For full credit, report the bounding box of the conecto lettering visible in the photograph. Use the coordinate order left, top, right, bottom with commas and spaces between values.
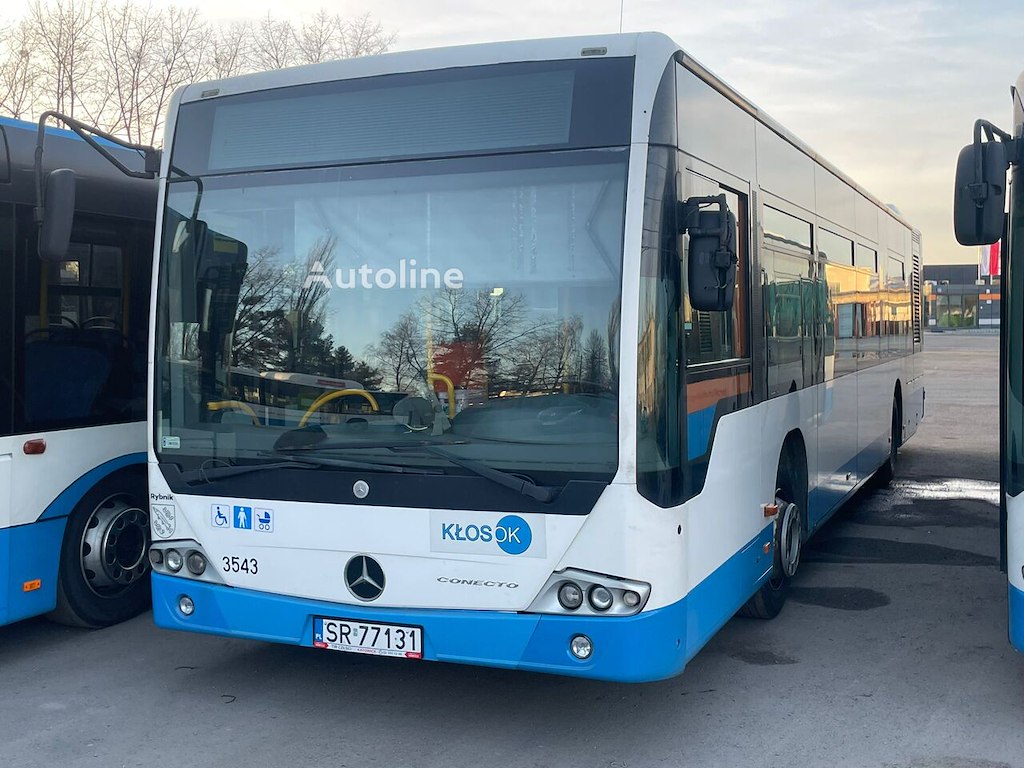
437, 577, 520, 589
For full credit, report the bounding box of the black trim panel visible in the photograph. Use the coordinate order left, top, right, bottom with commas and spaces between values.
159, 463, 608, 516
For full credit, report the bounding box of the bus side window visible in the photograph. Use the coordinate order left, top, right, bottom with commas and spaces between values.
15, 211, 146, 431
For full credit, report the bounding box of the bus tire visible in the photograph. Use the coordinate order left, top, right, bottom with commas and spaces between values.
877, 393, 902, 485
740, 444, 804, 620
49, 469, 151, 628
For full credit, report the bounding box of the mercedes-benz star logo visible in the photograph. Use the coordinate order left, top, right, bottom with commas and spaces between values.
345, 555, 385, 601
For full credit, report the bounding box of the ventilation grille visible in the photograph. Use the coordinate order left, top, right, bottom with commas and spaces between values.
697, 311, 714, 356
911, 232, 923, 344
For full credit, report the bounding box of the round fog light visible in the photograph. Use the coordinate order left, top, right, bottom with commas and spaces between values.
186, 551, 207, 575
178, 595, 195, 616
569, 634, 593, 660
148, 548, 163, 567
622, 590, 641, 608
557, 581, 584, 611
588, 585, 614, 612
165, 549, 183, 573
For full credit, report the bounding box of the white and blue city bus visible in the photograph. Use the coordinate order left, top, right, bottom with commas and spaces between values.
0, 116, 155, 627
147, 33, 924, 681
953, 68, 1024, 653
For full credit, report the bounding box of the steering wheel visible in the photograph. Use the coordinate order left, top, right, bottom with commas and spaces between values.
299, 389, 380, 427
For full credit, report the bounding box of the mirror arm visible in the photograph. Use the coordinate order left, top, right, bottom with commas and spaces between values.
967, 119, 1019, 209
34, 111, 160, 225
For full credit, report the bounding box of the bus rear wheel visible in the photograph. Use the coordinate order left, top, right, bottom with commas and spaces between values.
49, 471, 151, 628
877, 395, 902, 485
740, 451, 804, 619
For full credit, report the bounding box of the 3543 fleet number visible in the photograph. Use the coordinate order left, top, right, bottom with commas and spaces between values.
222, 556, 258, 574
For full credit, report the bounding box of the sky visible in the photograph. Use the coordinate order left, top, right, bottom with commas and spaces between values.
6, 0, 1022, 264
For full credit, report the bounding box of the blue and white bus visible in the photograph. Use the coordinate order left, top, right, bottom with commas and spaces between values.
0, 117, 155, 627
147, 33, 924, 681
953, 68, 1024, 653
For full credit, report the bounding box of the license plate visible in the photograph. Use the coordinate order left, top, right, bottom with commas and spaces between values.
313, 617, 423, 659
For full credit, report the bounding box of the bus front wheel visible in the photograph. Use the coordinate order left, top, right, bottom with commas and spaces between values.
740, 447, 805, 620
49, 470, 151, 628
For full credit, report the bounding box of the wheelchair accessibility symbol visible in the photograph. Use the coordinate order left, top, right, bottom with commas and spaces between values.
211, 504, 231, 528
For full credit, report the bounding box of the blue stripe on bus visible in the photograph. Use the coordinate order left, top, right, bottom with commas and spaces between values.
1011, 582, 1024, 653
687, 404, 715, 460
0, 517, 68, 626
37, 452, 146, 521
0, 115, 123, 146
151, 523, 776, 682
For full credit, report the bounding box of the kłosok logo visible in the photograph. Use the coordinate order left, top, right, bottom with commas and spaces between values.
439, 514, 532, 556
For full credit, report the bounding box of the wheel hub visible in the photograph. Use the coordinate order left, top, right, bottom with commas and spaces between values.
776, 499, 802, 579
80, 495, 150, 596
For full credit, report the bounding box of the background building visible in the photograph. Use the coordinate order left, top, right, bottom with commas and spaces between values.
924, 263, 1000, 329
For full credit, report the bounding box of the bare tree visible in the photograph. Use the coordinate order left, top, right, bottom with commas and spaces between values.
142, 6, 208, 145
28, 0, 97, 119
249, 12, 296, 72
93, 1, 160, 139
231, 246, 289, 369
370, 312, 428, 392
209, 21, 252, 80
2, 2, 396, 145
0, 20, 41, 119
296, 10, 338, 65
339, 13, 396, 58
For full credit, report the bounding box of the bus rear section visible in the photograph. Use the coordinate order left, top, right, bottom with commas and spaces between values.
0, 117, 155, 627
147, 33, 923, 681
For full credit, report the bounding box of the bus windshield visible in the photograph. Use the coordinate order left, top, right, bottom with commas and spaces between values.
155, 150, 626, 481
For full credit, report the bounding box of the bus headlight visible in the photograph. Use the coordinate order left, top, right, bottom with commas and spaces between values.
557, 582, 584, 610
588, 585, 614, 612
165, 549, 183, 573
186, 551, 207, 575
528, 569, 651, 616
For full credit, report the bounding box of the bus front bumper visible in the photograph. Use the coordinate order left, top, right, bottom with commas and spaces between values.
151, 573, 691, 682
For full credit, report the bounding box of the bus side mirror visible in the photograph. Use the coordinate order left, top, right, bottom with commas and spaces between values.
953, 140, 1007, 246
37, 168, 76, 261
682, 194, 737, 312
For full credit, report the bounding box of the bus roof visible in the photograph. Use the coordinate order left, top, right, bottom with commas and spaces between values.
172, 32, 914, 234
0, 114, 155, 216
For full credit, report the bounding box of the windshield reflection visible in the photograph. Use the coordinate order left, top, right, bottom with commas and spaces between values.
156, 151, 626, 478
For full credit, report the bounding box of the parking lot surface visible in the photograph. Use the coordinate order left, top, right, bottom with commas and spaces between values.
1, 333, 1021, 768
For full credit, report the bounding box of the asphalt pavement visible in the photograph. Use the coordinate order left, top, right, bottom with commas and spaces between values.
1, 332, 1020, 768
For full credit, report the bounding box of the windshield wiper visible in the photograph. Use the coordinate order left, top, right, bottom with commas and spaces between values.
394, 444, 560, 503
275, 439, 560, 502
181, 453, 443, 485
265, 450, 444, 475
181, 460, 318, 485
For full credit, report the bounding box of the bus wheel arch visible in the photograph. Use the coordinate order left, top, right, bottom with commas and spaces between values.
740, 430, 807, 620
49, 464, 151, 628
